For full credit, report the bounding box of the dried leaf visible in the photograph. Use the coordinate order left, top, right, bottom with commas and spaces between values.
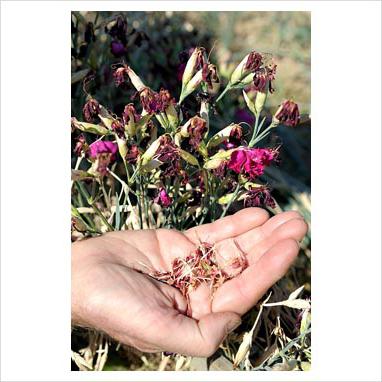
264, 299, 311, 310
288, 285, 305, 300
233, 331, 252, 368
71, 170, 94, 181
71, 351, 93, 371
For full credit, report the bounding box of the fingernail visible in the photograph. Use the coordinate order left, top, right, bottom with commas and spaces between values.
226, 318, 241, 334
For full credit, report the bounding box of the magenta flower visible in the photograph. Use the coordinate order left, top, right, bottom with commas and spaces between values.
227, 147, 277, 179
154, 188, 172, 208
244, 186, 275, 208
89, 140, 118, 159
89, 140, 118, 175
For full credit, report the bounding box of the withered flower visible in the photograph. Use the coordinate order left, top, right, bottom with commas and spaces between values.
74, 134, 87, 156
122, 103, 140, 125
202, 63, 220, 94
125, 143, 140, 164
253, 63, 277, 94
188, 116, 207, 149
274, 100, 300, 127
113, 66, 129, 87
82, 98, 100, 122
230, 50, 263, 84
155, 136, 181, 177
244, 186, 275, 208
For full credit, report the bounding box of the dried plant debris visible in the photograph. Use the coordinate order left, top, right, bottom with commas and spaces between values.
147, 241, 248, 315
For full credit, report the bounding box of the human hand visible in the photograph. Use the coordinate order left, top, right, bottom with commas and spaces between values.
72, 207, 307, 356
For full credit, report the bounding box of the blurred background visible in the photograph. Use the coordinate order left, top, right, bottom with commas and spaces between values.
71, 11, 311, 371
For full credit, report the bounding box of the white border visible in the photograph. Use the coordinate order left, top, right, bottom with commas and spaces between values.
1, 1, 381, 381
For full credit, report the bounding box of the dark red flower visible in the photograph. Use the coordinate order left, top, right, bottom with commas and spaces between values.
202, 63, 219, 90
224, 124, 243, 149
244, 185, 275, 208
82, 98, 100, 122
74, 134, 87, 156
125, 144, 139, 164
111, 120, 124, 137
274, 100, 300, 127
105, 15, 127, 43
227, 147, 277, 179
253, 63, 277, 93
156, 88, 175, 113
155, 136, 181, 177
244, 51, 263, 72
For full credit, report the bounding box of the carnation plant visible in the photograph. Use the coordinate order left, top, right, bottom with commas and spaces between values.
71, 46, 310, 371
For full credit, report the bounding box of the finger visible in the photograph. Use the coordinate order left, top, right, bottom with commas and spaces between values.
234, 210, 304, 254
184, 207, 269, 244
158, 311, 241, 357
245, 217, 308, 265
212, 239, 300, 315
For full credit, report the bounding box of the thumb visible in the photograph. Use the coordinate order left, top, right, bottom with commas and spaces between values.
163, 311, 241, 357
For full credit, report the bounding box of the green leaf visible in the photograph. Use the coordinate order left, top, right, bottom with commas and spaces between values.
179, 149, 199, 166
71, 69, 90, 85
73, 120, 109, 135
115, 192, 121, 230
71, 170, 94, 182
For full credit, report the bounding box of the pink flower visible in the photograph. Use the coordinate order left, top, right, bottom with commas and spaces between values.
89, 140, 118, 159
154, 188, 172, 208
89, 140, 118, 175
227, 147, 277, 179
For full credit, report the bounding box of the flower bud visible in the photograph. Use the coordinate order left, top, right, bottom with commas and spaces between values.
179, 69, 203, 104
125, 66, 146, 92
181, 47, 206, 89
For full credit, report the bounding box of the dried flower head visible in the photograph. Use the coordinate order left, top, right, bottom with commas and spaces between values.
252, 62, 277, 94
274, 100, 300, 127
202, 63, 220, 93
82, 98, 100, 122
113, 66, 129, 87
244, 185, 276, 208
155, 136, 181, 177
122, 103, 140, 125
188, 116, 208, 149
148, 241, 248, 316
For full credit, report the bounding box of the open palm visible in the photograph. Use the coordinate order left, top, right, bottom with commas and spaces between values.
72, 207, 307, 356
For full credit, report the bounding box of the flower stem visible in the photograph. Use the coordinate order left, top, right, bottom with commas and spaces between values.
215, 84, 231, 103
220, 183, 241, 218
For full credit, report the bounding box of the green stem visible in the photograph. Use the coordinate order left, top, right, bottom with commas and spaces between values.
220, 183, 241, 218
75, 181, 114, 232
215, 84, 231, 103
